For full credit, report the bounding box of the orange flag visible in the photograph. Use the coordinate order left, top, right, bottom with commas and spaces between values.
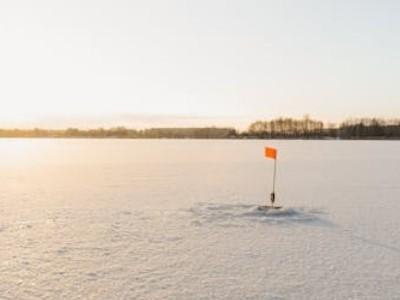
265, 147, 277, 160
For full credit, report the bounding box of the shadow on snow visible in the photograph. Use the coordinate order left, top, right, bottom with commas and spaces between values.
188, 203, 334, 228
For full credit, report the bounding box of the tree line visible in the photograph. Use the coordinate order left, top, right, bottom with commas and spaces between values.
0, 116, 399, 139
0, 127, 237, 139
246, 115, 324, 138
337, 118, 400, 139
245, 116, 400, 139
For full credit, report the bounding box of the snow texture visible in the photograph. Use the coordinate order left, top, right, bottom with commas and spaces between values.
0, 139, 399, 299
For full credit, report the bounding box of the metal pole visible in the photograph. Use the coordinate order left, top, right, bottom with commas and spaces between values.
270, 159, 277, 206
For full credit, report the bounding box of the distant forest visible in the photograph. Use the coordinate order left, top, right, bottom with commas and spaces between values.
245, 116, 400, 139
1, 116, 400, 139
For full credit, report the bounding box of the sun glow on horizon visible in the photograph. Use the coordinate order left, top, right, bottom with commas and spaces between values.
0, 138, 45, 166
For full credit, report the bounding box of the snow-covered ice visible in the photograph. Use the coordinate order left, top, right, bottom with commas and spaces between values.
0, 139, 399, 299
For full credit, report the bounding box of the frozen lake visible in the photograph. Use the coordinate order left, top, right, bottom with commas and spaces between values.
0, 139, 399, 299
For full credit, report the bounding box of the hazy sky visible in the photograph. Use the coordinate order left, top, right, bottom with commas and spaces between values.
1, 0, 399, 128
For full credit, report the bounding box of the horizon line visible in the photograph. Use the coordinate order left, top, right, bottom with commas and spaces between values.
1, 115, 399, 132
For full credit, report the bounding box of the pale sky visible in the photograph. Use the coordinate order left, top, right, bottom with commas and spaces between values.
1, 0, 399, 129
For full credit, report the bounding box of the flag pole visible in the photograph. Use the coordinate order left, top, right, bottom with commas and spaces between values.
271, 157, 277, 206
264, 146, 278, 208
